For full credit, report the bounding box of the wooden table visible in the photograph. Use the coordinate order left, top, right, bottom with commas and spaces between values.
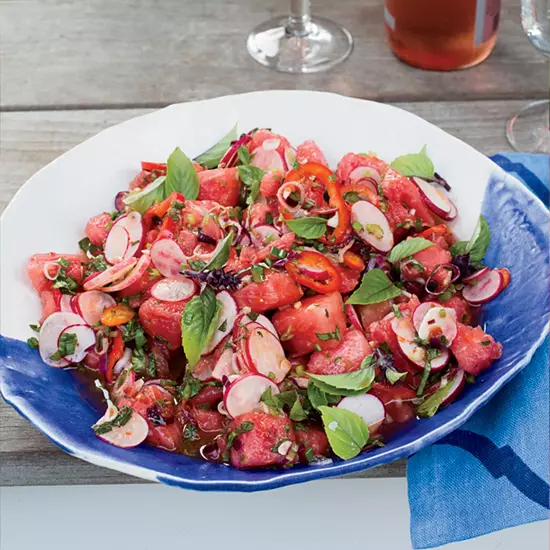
0, 0, 545, 487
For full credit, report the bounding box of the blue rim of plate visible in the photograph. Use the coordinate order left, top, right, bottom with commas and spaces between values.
1, 146, 548, 493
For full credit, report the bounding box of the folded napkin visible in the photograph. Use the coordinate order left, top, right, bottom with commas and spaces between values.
408, 153, 550, 549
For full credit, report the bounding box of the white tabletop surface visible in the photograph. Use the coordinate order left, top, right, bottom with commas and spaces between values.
1, 479, 547, 549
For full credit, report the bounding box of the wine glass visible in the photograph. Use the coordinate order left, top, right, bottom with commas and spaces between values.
506, 0, 550, 153
246, 0, 353, 73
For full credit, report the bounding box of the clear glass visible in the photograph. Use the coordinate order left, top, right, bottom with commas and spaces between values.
246, 0, 353, 73
506, 0, 549, 153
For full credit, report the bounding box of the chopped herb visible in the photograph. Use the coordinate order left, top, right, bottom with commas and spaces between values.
265, 212, 274, 225
392, 304, 403, 318
247, 312, 259, 322
183, 423, 199, 441
379, 342, 390, 354
27, 337, 39, 349
92, 406, 133, 435
29, 323, 41, 332
154, 335, 171, 346
324, 309, 329, 318
415, 218, 423, 232
78, 237, 100, 256
313, 344, 322, 352
84, 255, 109, 277
417, 376, 456, 418
224, 421, 254, 460
385, 368, 407, 385
291, 159, 300, 170
280, 326, 294, 342
352, 221, 363, 232
146, 353, 157, 378
316, 326, 341, 342
237, 146, 251, 165
304, 447, 314, 463
343, 191, 361, 204
365, 223, 384, 239
131, 347, 147, 373
481, 340, 491, 346
417, 348, 440, 395
51, 259, 79, 295
50, 332, 78, 361
270, 246, 287, 260
188, 259, 207, 271
251, 264, 265, 283
121, 318, 147, 349
218, 319, 228, 332
176, 375, 203, 401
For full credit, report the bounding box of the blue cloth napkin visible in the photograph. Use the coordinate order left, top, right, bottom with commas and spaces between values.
408, 153, 550, 549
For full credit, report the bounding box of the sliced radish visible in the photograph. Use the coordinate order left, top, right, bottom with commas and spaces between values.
212, 347, 238, 381
234, 311, 278, 337
397, 338, 450, 371
412, 302, 439, 332
277, 181, 305, 214
462, 269, 504, 304
284, 147, 296, 171
351, 200, 394, 252
58, 324, 96, 363
111, 211, 144, 260
38, 312, 87, 367
77, 291, 116, 325
112, 348, 132, 377
262, 138, 280, 151
349, 166, 382, 184
150, 238, 186, 278
417, 307, 457, 345
338, 394, 386, 431
60, 294, 74, 313
94, 403, 148, 448
426, 367, 466, 407
346, 304, 363, 332
203, 291, 238, 355
102, 253, 152, 293
112, 367, 137, 401
151, 277, 196, 302
250, 225, 281, 248
83, 258, 137, 291
223, 374, 280, 418
245, 323, 290, 383
327, 212, 339, 228
462, 267, 490, 284
444, 200, 458, 221
391, 316, 416, 342
250, 146, 284, 173
411, 177, 453, 219
104, 224, 130, 265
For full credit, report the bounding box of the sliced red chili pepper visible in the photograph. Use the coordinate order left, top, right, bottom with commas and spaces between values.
141, 161, 167, 173
143, 192, 186, 228
106, 330, 125, 384
343, 250, 366, 271
285, 250, 341, 294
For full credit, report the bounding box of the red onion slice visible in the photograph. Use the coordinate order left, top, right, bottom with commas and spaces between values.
277, 180, 305, 213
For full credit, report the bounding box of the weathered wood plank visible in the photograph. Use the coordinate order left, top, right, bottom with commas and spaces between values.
0, 0, 545, 109
0, 99, 523, 485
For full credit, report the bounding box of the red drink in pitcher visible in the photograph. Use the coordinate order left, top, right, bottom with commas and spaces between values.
385, 0, 501, 70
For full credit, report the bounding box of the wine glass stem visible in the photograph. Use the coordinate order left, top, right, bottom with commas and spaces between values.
287, 0, 312, 36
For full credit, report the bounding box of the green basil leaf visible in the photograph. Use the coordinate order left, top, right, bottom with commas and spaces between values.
387, 237, 434, 263
308, 378, 370, 397
450, 240, 468, 257
318, 406, 370, 460
466, 215, 490, 262
193, 124, 238, 169
202, 232, 234, 271
385, 368, 407, 385
390, 145, 434, 179
346, 269, 402, 305
181, 287, 222, 368
285, 217, 328, 239
237, 146, 251, 165
237, 165, 264, 205
123, 176, 167, 214
308, 365, 375, 392
165, 147, 200, 199
307, 383, 329, 410
416, 373, 457, 418
289, 397, 308, 422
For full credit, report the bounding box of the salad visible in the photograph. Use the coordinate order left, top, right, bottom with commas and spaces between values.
25, 127, 509, 468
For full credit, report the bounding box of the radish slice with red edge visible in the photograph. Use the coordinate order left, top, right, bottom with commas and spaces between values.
111, 211, 144, 260
250, 146, 284, 173
203, 291, 238, 355
83, 257, 137, 291
411, 177, 453, 219
102, 253, 152, 292
245, 322, 291, 383
351, 200, 394, 252
223, 374, 280, 418
391, 316, 416, 342
346, 304, 363, 332
60, 294, 74, 313
462, 266, 490, 283
58, 324, 96, 363
77, 291, 117, 325
262, 138, 280, 151
412, 302, 439, 332
234, 311, 278, 337
150, 238, 186, 278
112, 347, 132, 377
462, 269, 504, 304
38, 312, 87, 367
212, 347, 238, 381
104, 224, 130, 265
349, 166, 382, 184
338, 394, 385, 431
94, 403, 148, 448
417, 307, 457, 346
250, 225, 282, 248
425, 368, 466, 407
277, 181, 305, 214
151, 277, 196, 302
397, 338, 450, 371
